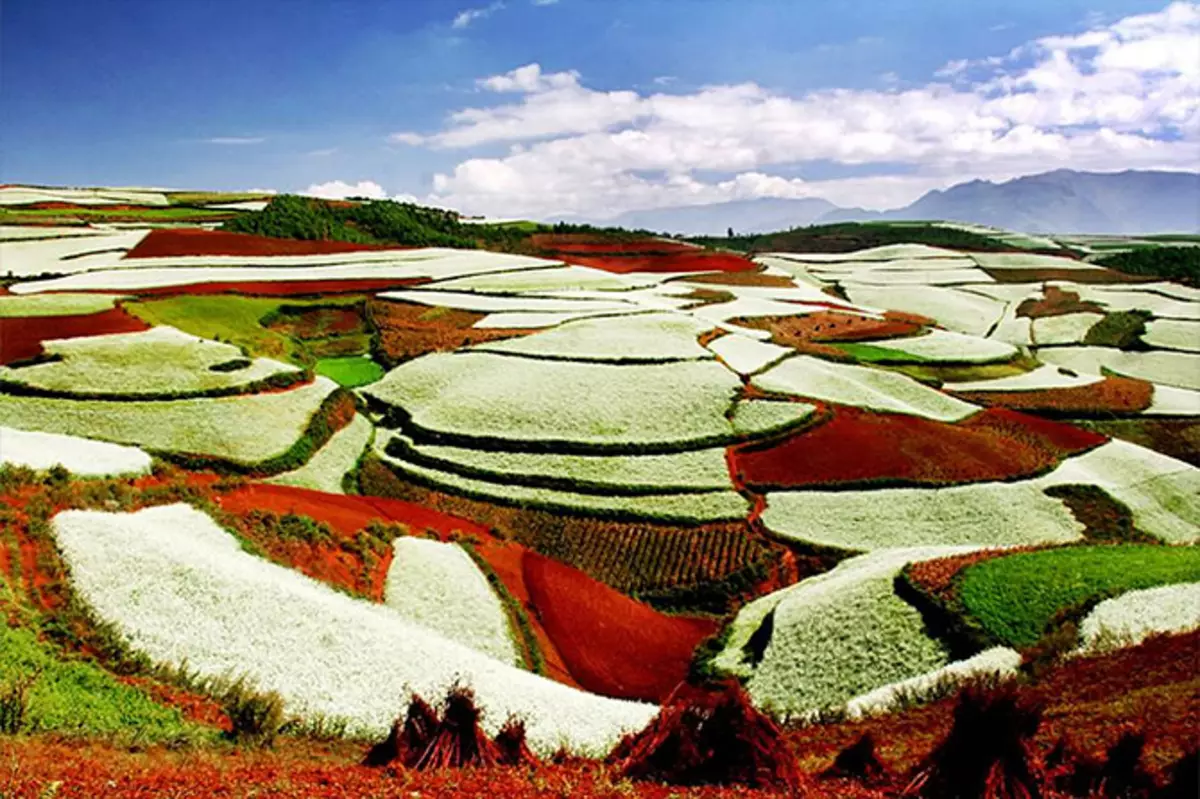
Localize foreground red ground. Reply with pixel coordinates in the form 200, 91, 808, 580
124, 228, 403, 258
523, 552, 719, 703
0, 307, 150, 364
730, 406, 1107, 489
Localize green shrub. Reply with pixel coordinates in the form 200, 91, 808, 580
1096, 246, 1200, 286
220, 677, 288, 747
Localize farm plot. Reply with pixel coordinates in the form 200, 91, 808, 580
0, 186, 170, 206
856, 329, 1017, 364
1062, 285, 1200, 320
0, 326, 302, 398
421, 265, 642, 293
839, 284, 1005, 336
51, 504, 656, 754
766, 244, 967, 262
368, 299, 531, 365
752, 355, 980, 422
1141, 319, 1200, 352
705, 334, 792, 375
731, 406, 1105, 490
0, 230, 151, 276
1078, 581, 1200, 654
715, 547, 975, 715
0, 376, 342, 468
1030, 312, 1107, 345
365, 353, 755, 451
0, 306, 151, 365
385, 431, 733, 494
384, 538, 520, 666
266, 412, 372, 494
957, 545, 1200, 648
943, 364, 1104, 392
378, 288, 637, 316
1036, 347, 1200, 391
0, 294, 127, 317
122, 228, 395, 259
471, 313, 712, 363
948, 374, 1154, 415
808, 266, 994, 286
0, 426, 151, 476
760, 479, 1083, 551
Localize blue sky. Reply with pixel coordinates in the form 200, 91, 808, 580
3, 0, 1195, 217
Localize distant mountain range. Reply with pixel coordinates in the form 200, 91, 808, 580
568, 170, 1200, 236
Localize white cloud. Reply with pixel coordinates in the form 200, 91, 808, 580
302, 180, 418, 204
400, 2, 1200, 218
204, 137, 265, 145
388, 132, 426, 146
452, 1, 504, 29
532, 0, 559, 5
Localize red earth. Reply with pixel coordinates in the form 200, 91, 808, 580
949, 375, 1156, 415
106, 277, 430, 297
0, 306, 150, 364
730, 406, 1107, 489
530, 234, 700, 254
563, 252, 757, 274
124, 228, 406, 259
523, 552, 719, 703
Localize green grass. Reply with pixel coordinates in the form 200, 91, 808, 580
125, 295, 365, 366
0, 624, 197, 741
832, 342, 931, 364
315, 355, 385, 387
958, 545, 1200, 648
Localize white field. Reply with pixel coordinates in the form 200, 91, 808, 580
1036, 347, 1200, 391
0, 230, 151, 277
364, 353, 744, 450
1030, 312, 1106, 346
810, 268, 995, 286
0, 376, 338, 467
1076, 582, 1200, 654
870, 329, 1018, 364
764, 244, 967, 262
840, 284, 1004, 336
472, 309, 653, 329
0, 426, 151, 477
0, 225, 109, 240
0, 186, 170, 206
841, 647, 1022, 720
52, 505, 655, 754
422, 265, 638, 294
0, 326, 300, 397
0, 293, 127, 317
761, 481, 1083, 551
706, 334, 793, 376
379, 289, 636, 315
805, 258, 979, 273
384, 430, 734, 493
384, 538, 520, 666
266, 413, 373, 494
729, 400, 817, 436
1144, 384, 1200, 415
752, 355, 980, 422
1062, 285, 1200, 321
205, 200, 270, 211
471, 312, 712, 362
1141, 319, 1200, 352
969, 252, 1105, 270
943, 364, 1104, 392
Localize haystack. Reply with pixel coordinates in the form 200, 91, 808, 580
495, 716, 539, 767
904, 683, 1044, 799
822, 733, 891, 785
365, 693, 439, 767
413, 685, 501, 770
608, 680, 803, 791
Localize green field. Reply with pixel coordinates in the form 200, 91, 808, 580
958, 545, 1200, 647
0, 624, 194, 740
832, 342, 930, 364
126, 295, 367, 366
315, 355, 386, 387
0, 207, 235, 223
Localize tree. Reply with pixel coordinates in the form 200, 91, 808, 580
727, 226, 735, 238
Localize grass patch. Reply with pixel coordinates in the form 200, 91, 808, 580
0, 618, 195, 741
1083, 310, 1153, 349
831, 342, 931, 364
126, 295, 366, 367
315, 355, 385, 388
889, 358, 1036, 386
958, 545, 1200, 648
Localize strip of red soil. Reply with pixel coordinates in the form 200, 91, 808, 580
101, 277, 430, 297
734, 310, 926, 345
0, 307, 150, 364
523, 551, 718, 703
949, 375, 1155, 415
563, 252, 756, 274
983, 267, 1157, 284
369, 298, 530, 364
905, 547, 1040, 599
682, 270, 800, 288
124, 228, 405, 259
730, 406, 1106, 489
216, 484, 489, 540
530, 233, 699, 254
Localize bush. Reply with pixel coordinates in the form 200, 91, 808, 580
220, 677, 288, 747
1096, 246, 1200, 286
0, 668, 40, 734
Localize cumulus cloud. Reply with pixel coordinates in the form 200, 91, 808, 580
452, 1, 504, 29
303, 180, 417, 203
402, 3, 1200, 218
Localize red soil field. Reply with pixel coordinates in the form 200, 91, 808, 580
0, 307, 150, 364
1016, 286, 1106, 319
734, 310, 926, 346
216, 484, 489, 540
368, 298, 530, 364
124, 228, 404, 259
563, 252, 757, 274
531, 234, 700, 254
730, 406, 1106, 489
682, 270, 801, 288
105, 277, 430, 297
523, 552, 718, 703
950, 375, 1155, 415
983, 267, 1157, 284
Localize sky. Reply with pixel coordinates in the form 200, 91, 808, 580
3, 0, 1197, 219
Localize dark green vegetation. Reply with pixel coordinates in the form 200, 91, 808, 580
690, 220, 1069, 255
958, 545, 1200, 647
831, 342, 930, 364
1096, 246, 1200, 286
1074, 417, 1200, 467
1083, 309, 1153, 349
